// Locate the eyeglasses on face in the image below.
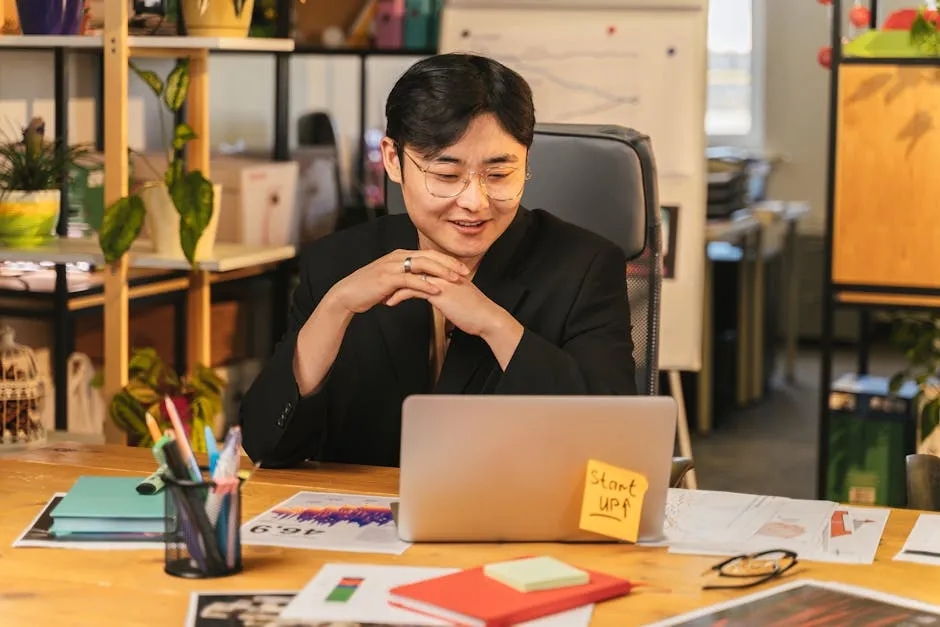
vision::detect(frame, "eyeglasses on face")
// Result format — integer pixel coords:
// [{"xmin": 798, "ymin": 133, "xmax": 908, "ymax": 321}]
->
[
  {"xmin": 403, "ymin": 150, "xmax": 531, "ymax": 202},
  {"xmin": 701, "ymin": 549, "xmax": 798, "ymax": 590}
]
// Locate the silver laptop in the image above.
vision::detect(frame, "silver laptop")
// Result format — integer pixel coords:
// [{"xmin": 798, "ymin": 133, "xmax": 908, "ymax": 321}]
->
[{"xmin": 396, "ymin": 395, "xmax": 677, "ymax": 543}]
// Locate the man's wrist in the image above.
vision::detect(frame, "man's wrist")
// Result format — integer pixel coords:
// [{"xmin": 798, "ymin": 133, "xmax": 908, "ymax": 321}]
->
[
  {"xmin": 480, "ymin": 307, "xmax": 524, "ymax": 370},
  {"xmin": 320, "ymin": 287, "xmax": 355, "ymax": 324}
]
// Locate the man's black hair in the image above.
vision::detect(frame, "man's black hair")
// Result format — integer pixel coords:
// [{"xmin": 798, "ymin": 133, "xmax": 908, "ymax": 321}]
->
[{"xmin": 385, "ymin": 53, "xmax": 535, "ymax": 161}]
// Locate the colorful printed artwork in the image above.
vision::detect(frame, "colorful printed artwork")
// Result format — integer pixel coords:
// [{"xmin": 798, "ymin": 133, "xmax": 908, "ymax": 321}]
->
[
  {"xmin": 271, "ymin": 504, "xmax": 395, "ymax": 527},
  {"xmin": 241, "ymin": 492, "xmax": 410, "ymax": 554},
  {"xmin": 325, "ymin": 577, "xmax": 364, "ymax": 603},
  {"xmin": 830, "ymin": 510, "xmax": 876, "ymax": 538}
]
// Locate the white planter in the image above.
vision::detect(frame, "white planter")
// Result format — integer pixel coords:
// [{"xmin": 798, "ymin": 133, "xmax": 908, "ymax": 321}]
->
[{"xmin": 141, "ymin": 183, "xmax": 221, "ymax": 262}]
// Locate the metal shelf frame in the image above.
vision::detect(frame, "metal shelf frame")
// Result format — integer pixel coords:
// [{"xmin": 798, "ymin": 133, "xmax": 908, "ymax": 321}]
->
[{"xmin": 816, "ymin": 0, "xmax": 940, "ymax": 499}]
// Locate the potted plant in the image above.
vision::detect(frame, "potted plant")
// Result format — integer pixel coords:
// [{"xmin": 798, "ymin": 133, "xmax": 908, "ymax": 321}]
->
[
  {"xmin": 178, "ymin": 0, "xmax": 255, "ymax": 38},
  {"xmin": 106, "ymin": 347, "xmax": 226, "ymax": 452},
  {"xmin": 98, "ymin": 59, "xmax": 220, "ymax": 266},
  {"xmin": 0, "ymin": 118, "xmax": 91, "ymax": 247},
  {"xmin": 14, "ymin": 0, "xmax": 84, "ymax": 35},
  {"xmin": 888, "ymin": 312, "xmax": 940, "ymax": 453}
]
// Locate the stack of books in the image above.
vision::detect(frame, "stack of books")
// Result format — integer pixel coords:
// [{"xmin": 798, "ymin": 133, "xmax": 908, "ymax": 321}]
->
[{"xmin": 50, "ymin": 476, "xmax": 164, "ymax": 540}]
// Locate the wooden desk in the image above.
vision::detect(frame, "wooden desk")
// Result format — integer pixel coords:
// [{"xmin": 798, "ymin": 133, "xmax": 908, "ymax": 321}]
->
[{"xmin": 2, "ymin": 444, "xmax": 938, "ymax": 627}]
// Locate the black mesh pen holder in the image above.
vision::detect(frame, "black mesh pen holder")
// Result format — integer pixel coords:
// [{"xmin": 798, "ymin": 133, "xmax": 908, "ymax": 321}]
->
[{"xmin": 162, "ymin": 473, "xmax": 243, "ymax": 579}]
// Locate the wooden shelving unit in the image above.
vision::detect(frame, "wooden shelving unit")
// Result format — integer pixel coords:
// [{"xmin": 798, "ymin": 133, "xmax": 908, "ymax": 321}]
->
[
  {"xmin": 95, "ymin": 4, "xmax": 296, "ymax": 443},
  {"xmin": 0, "ymin": 2, "xmax": 436, "ymax": 442}
]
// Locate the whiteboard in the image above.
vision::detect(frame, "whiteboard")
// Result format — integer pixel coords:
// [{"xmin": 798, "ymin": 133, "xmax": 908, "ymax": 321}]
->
[{"xmin": 440, "ymin": 5, "xmax": 708, "ymax": 372}]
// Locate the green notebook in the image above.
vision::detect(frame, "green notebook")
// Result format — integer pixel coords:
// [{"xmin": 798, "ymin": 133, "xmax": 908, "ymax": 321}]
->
[
  {"xmin": 50, "ymin": 476, "xmax": 165, "ymax": 534},
  {"xmin": 483, "ymin": 556, "xmax": 590, "ymax": 593}
]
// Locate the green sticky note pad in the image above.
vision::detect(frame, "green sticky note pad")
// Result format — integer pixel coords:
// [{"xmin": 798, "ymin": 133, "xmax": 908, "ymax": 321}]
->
[{"xmin": 483, "ymin": 556, "xmax": 590, "ymax": 593}]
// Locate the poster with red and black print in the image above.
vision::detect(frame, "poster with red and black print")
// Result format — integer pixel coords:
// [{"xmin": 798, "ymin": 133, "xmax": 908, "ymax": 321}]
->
[{"xmin": 647, "ymin": 580, "xmax": 940, "ymax": 627}]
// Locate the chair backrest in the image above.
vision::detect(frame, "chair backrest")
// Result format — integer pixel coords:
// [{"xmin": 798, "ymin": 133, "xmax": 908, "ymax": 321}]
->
[{"xmin": 384, "ymin": 123, "xmax": 662, "ymax": 394}]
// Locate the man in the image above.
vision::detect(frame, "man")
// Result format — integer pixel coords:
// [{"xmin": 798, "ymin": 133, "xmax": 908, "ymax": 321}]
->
[{"xmin": 240, "ymin": 53, "xmax": 636, "ymax": 468}]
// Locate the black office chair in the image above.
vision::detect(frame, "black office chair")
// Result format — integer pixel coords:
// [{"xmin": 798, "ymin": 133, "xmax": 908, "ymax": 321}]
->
[{"xmin": 384, "ymin": 123, "xmax": 693, "ymax": 488}]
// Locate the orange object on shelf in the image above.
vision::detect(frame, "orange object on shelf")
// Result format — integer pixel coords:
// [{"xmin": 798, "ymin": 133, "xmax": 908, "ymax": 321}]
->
[{"xmin": 882, "ymin": 8, "xmax": 940, "ymax": 30}]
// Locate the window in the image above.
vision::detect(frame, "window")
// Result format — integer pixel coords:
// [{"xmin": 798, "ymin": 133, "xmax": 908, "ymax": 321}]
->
[{"xmin": 706, "ymin": 0, "xmax": 762, "ymax": 147}]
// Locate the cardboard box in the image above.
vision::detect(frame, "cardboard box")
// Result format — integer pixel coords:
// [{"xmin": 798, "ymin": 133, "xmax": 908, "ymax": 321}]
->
[
  {"xmin": 211, "ymin": 155, "xmax": 300, "ymax": 247},
  {"xmin": 130, "ymin": 152, "xmax": 300, "ymax": 247}
]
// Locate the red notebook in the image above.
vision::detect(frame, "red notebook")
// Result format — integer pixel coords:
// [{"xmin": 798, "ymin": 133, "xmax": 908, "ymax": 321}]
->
[{"xmin": 388, "ymin": 564, "xmax": 634, "ymax": 626}]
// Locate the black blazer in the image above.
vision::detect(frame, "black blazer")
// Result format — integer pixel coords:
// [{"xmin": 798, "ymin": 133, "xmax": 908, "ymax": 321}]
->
[{"xmin": 239, "ymin": 207, "xmax": 637, "ymax": 468}]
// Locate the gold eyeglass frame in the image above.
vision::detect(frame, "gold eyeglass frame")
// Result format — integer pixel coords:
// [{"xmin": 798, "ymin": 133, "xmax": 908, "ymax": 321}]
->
[{"xmin": 403, "ymin": 150, "xmax": 531, "ymax": 202}]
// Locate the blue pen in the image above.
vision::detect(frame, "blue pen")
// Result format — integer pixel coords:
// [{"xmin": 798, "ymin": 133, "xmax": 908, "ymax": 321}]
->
[{"xmin": 205, "ymin": 425, "xmax": 219, "ymax": 475}]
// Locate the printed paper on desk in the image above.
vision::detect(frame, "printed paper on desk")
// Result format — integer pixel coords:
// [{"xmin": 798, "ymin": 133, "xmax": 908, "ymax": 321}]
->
[
  {"xmin": 240, "ymin": 491, "xmax": 410, "ymax": 555},
  {"xmin": 280, "ymin": 563, "xmax": 594, "ymax": 627},
  {"xmin": 817, "ymin": 506, "xmax": 890, "ymax": 565},
  {"xmin": 579, "ymin": 459, "xmax": 648, "ymax": 542},
  {"xmin": 895, "ymin": 514, "xmax": 940, "ymax": 565}
]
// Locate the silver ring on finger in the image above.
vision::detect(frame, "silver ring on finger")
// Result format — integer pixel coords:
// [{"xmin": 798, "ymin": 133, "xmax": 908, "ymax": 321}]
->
[
  {"xmin": 422, "ymin": 273, "xmax": 429, "ymax": 282},
  {"xmin": 403, "ymin": 256, "xmax": 412, "ymax": 273}
]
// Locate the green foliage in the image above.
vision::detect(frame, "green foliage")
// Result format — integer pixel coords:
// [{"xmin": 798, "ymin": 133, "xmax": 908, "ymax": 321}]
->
[
  {"xmin": 887, "ymin": 312, "xmax": 940, "ymax": 441},
  {"xmin": 910, "ymin": 8, "xmax": 940, "ymax": 55},
  {"xmin": 98, "ymin": 195, "xmax": 146, "ymax": 263},
  {"xmin": 98, "ymin": 59, "xmax": 214, "ymax": 266},
  {"xmin": 0, "ymin": 118, "xmax": 92, "ymax": 196},
  {"xmin": 109, "ymin": 347, "xmax": 226, "ymax": 452}
]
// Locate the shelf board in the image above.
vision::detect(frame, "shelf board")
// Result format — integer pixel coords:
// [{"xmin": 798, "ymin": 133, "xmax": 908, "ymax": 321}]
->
[
  {"xmin": 0, "ymin": 237, "xmax": 296, "ymax": 273},
  {"xmin": 836, "ymin": 291, "xmax": 940, "ymax": 309},
  {"xmin": 0, "ymin": 35, "xmax": 100, "ymax": 49},
  {"xmin": 706, "ymin": 212, "xmax": 761, "ymax": 243},
  {"xmin": 0, "ymin": 34, "xmax": 294, "ymax": 53},
  {"xmin": 293, "ymin": 44, "xmax": 437, "ymax": 57},
  {"xmin": 130, "ymin": 36, "xmax": 294, "ymax": 52},
  {"xmin": 838, "ymin": 56, "xmax": 940, "ymax": 67}
]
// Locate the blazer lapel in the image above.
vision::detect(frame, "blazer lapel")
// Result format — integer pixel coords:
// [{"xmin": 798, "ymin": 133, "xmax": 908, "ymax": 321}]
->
[
  {"xmin": 435, "ymin": 208, "xmax": 533, "ymax": 393},
  {"xmin": 371, "ymin": 217, "xmax": 431, "ymax": 398}
]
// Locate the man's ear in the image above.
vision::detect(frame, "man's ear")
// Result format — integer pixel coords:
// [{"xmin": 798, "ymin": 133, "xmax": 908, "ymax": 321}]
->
[{"xmin": 380, "ymin": 137, "xmax": 403, "ymax": 184}]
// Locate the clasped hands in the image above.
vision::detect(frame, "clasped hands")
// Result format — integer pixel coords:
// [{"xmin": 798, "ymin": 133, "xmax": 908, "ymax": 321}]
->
[{"xmin": 327, "ymin": 249, "xmax": 516, "ymax": 342}]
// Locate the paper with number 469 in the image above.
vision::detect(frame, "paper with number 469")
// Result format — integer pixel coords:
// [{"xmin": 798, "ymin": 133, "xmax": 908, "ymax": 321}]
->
[
  {"xmin": 579, "ymin": 459, "xmax": 648, "ymax": 542},
  {"xmin": 241, "ymin": 491, "xmax": 411, "ymax": 555}
]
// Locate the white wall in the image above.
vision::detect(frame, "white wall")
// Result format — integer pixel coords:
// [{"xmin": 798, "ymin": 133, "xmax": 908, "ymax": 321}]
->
[{"xmin": 0, "ymin": 51, "xmax": 421, "ymax": 194}]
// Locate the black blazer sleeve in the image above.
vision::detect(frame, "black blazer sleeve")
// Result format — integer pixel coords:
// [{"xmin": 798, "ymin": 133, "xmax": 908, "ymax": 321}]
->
[
  {"xmin": 238, "ymin": 246, "xmax": 332, "ymax": 467},
  {"xmin": 495, "ymin": 243, "xmax": 637, "ymax": 395}
]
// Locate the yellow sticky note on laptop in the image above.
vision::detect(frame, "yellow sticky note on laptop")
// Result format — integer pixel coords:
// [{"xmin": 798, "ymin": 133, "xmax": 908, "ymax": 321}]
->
[{"xmin": 579, "ymin": 459, "xmax": 648, "ymax": 542}]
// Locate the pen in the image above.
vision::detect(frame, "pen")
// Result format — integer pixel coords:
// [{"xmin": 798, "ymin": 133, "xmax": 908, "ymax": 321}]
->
[
  {"xmin": 152, "ymin": 433, "xmax": 172, "ymax": 467},
  {"xmin": 145, "ymin": 412, "xmax": 163, "ymax": 443},
  {"xmin": 163, "ymin": 396, "xmax": 201, "ymax": 479},
  {"xmin": 136, "ymin": 466, "xmax": 166, "ymax": 495},
  {"xmin": 205, "ymin": 425, "xmax": 219, "ymax": 475}
]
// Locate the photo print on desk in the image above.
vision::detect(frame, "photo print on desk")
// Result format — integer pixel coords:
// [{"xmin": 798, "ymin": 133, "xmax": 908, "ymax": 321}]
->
[
  {"xmin": 184, "ymin": 591, "xmax": 295, "ymax": 627},
  {"xmin": 13, "ymin": 493, "xmax": 163, "ymax": 550},
  {"xmin": 646, "ymin": 580, "xmax": 940, "ymax": 626}
]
